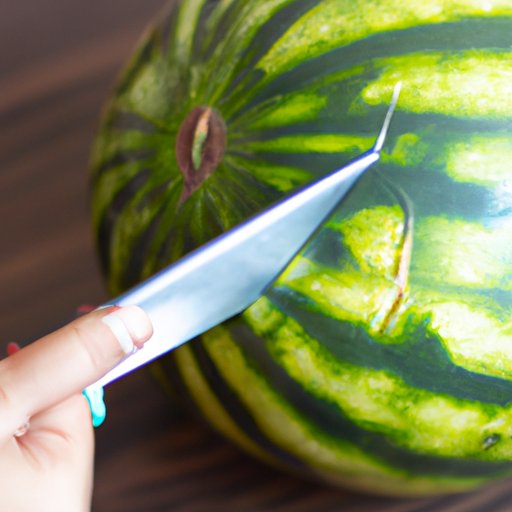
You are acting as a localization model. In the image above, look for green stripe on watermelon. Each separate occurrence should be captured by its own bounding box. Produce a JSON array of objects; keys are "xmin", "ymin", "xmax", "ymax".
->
[
  {"xmin": 194, "ymin": 0, "xmax": 304, "ymax": 105},
  {"xmin": 229, "ymin": 91, "xmax": 329, "ymax": 131},
  {"xmin": 190, "ymin": 340, "xmax": 313, "ymax": 471},
  {"xmin": 413, "ymin": 217, "xmax": 512, "ymax": 291},
  {"xmin": 362, "ymin": 52, "xmax": 512, "ymax": 117},
  {"xmin": 170, "ymin": 0, "xmax": 208, "ymax": 68},
  {"xmin": 167, "ymin": 344, "xmax": 285, "ymax": 469},
  {"xmin": 446, "ymin": 135, "xmax": 512, "ymax": 186},
  {"xmin": 236, "ymin": 134, "xmax": 374, "ymax": 154},
  {"xmin": 223, "ymin": 155, "xmax": 313, "ymax": 193}
]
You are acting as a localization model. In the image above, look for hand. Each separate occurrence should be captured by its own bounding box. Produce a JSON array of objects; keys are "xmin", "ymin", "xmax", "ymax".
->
[{"xmin": 0, "ymin": 306, "xmax": 153, "ymax": 512}]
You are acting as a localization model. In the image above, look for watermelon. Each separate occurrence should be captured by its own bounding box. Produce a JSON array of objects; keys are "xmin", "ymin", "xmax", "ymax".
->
[{"xmin": 90, "ymin": 0, "xmax": 512, "ymax": 496}]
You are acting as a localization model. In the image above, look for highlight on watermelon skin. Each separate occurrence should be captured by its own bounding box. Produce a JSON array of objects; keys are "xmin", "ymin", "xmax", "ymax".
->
[{"xmin": 89, "ymin": 0, "xmax": 512, "ymax": 496}]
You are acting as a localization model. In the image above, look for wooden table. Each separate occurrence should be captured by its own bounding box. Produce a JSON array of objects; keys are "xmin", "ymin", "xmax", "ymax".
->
[{"xmin": 2, "ymin": 2, "xmax": 512, "ymax": 510}]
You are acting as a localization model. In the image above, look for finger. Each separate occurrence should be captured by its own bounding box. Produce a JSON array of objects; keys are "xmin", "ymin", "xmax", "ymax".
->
[
  {"xmin": 25, "ymin": 393, "xmax": 95, "ymax": 469},
  {"xmin": 19, "ymin": 393, "xmax": 94, "ymax": 468},
  {"xmin": 0, "ymin": 305, "xmax": 153, "ymax": 441},
  {"xmin": 15, "ymin": 393, "xmax": 96, "ymax": 505}
]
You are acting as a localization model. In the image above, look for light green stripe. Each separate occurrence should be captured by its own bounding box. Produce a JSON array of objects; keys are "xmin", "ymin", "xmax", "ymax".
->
[
  {"xmin": 387, "ymin": 132, "xmax": 512, "ymax": 206},
  {"xmin": 423, "ymin": 299, "xmax": 512, "ymax": 381},
  {"xmin": 225, "ymin": 63, "xmax": 366, "ymax": 130},
  {"xmin": 231, "ymin": 91, "xmax": 328, "ymax": 130},
  {"xmin": 257, "ymin": 0, "xmax": 512, "ymax": 80},
  {"xmin": 201, "ymin": 0, "xmax": 296, "ymax": 104},
  {"xmin": 172, "ymin": 0, "xmax": 208, "ymax": 67},
  {"xmin": 238, "ymin": 133, "xmax": 373, "ymax": 154},
  {"xmin": 119, "ymin": 54, "xmax": 180, "ymax": 124},
  {"xmin": 224, "ymin": 155, "xmax": 312, "ymax": 192},
  {"xmin": 201, "ymin": 0, "xmax": 238, "ymax": 52},
  {"xmin": 91, "ymin": 130, "xmax": 162, "ymax": 170},
  {"xmin": 327, "ymin": 205, "xmax": 407, "ymax": 280},
  {"xmin": 410, "ymin": 215, "xmax": 512, "ymax": 379},
  {"xmin": 386, "ymin": 133, "xmax": 429, "ymax": 167},
  {"xmin": 107, "ymin": 184, "xmax": 164, "ymax": 293},
  {"xmin": 447, "ymin": 135, "xmax": 512, "ymax": 185},
  {"xmin": 362, "ymin": 51, "xmax": 512, "ymax": 118},
  {"xmin": 280, "ymin": 257, "xmax": 410, "ymax": 338},
  {"xmin": 413, "ymin": 216, "xmax": 512, "ymax": 290},
  {"xmin": 281, "ymin": 205, "xmax": 410, "ymax": 335}
]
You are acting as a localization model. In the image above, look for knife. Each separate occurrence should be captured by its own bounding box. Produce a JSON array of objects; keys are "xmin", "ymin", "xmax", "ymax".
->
[{"xmin": 83, "ymin": 82, "xmax": 401, "ymax": 426}]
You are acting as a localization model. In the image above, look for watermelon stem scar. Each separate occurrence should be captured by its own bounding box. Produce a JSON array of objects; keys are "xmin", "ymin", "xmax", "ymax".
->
[{"xmin": 175, "ymin": 106, "xmax": 226, "ymax": 203}]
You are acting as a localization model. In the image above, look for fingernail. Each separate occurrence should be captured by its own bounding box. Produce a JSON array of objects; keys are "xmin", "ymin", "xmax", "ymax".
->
[
  {"xmin": 7, "ymin": 342, "xmax": 21, "ymax": 357},
  {"xmin": 101, "ymin": 305, "xmax": 153, "ymax": 354}
]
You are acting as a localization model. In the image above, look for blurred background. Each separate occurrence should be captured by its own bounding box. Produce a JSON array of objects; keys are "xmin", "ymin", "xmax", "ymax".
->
[
  {"xmin": 2, "ymin": 1, "xmax": 512, "ymax": 511},
  {"xmin": 0, "ymin": 0, "xmax": 163, "ymax": 341}
]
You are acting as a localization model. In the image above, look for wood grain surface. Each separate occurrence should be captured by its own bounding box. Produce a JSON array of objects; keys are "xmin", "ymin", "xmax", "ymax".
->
[{"xmin": 2, "ymin": 2, "xmax": 512, "ymax": 511}]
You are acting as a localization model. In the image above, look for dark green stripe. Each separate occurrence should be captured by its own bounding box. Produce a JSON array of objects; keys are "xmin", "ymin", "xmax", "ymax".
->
[
  {"xmin": 144, "ymin": 160, "xmax": 283, "ymax": 272},
  {"xmin": 300, "ymin": 226, "xmax": 353, "ymax": 269},
  {"xmin": 491, "ymin": 289, "xmax": 512, "ymax": 311},
  {"xmin": 156, "ymin": 0, "xmax": 181, "ymax": 55},
  {"xmin": 380, "ymin": 163, "xmax": 495, "ymax": 221},
  {"xmin": 268, "ymin": 287, "xmax": 512, "ymax": 407},
  {"xmin": 196, "ymin": 1, "xmax": 240, "ymax": 61},
  {"xmin": 189, "ymin": 0, "xmax": 227, "ymax": 63},
  {"xmin": 229, "ymin": 320, "xmax": 512, "ymax": 478},
  {"xmin": 217, "ymin": 158, "xmax": 284, "ymax": 210},
  {"xmin": 154, "ymin": 355, "xmax": 206, "ymax": 418},
  {"xmin": 91, "ymin": 147, "xmax": 155, "ymax": 181},
  {"xmin": 189, "ymin": 338, "xmax": 311, "ymax": 472},
  {"xmin": 226, "ymin": 147, "xmax": 495, "ymax": 230},
  {"xmin": 231, "ymin": 108, "xmax": 511, "ymax": 143},
  {"xmin": 96, "ymin": 168, "xmax": 151, "ymax": 278},
  {"xmin": 141, "ymin": 162, "xmax": 282, "ymax": 265},
  {"xmin": 105, "ymin": 110, "xmax": 157, "ymax": 135},
  {"xmin": 120, "ymin": 197, "xmax": 168, "ymax": 291},
  {"xmin": 218, "ymin": 0, "xmax": 318, "ymax": 107},
  {"xmin": 154, "ymin": 193, "xmax": 220, "ymax": 266}
]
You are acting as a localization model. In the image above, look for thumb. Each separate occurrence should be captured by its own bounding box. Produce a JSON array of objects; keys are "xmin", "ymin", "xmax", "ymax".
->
[{"xmin": 0, "ymin": 305, "xmax": 153, "ymax": 441}]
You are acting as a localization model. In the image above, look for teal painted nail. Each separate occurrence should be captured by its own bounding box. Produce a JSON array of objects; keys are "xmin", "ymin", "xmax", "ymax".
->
[{"xmin": 82, "ymin": 385, "xmax": 106, "ymax": 427}]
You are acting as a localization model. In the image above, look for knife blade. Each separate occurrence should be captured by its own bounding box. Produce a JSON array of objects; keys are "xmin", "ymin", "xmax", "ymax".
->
[{"xmin": 84, "ymin": 82, "xmax": 401, "ymax": 425}]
